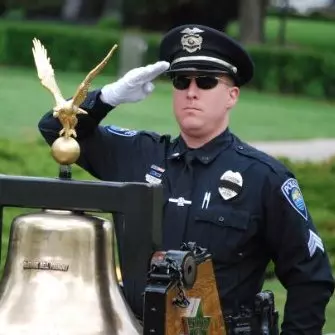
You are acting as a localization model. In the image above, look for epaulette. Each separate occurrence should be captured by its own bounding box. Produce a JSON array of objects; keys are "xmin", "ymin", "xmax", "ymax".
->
[
  {"xmin": 140, "ymin": 131, "xmax": 171, "ymax": 143},
  {"xmin": 232, "ymin": 136, "xmax": 289, "ymax": 177}
]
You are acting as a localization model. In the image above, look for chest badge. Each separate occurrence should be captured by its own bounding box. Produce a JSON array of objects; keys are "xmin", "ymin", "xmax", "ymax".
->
[{"xmin": 218, "ymin": 170, "xmax": 243, "ymax": 200}]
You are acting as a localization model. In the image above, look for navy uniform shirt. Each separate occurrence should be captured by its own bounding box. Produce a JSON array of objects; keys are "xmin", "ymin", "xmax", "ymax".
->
[{"xmin": 39, "ymin": 90, "xmax": 334, "ymax": 334}]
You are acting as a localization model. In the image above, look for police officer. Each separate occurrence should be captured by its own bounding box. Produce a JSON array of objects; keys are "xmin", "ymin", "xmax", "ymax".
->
[{"xmin": 38, "ymin": 24, "xmax": 334, "ymax": 334}]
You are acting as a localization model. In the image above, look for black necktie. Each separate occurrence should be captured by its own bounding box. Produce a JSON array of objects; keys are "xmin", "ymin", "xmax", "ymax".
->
[{"xmin": 163, "ymin": 151, "xmax": 194, "ymax": 249}]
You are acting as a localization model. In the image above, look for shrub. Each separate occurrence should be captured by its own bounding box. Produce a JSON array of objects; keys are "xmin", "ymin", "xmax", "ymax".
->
[
  {"xmin": 0, "ymin": 20, "xmax": 120, "ymax": 74},
  {"xmin": 246, "ymin": 46, "xmax": 335, "ymax": 100}
]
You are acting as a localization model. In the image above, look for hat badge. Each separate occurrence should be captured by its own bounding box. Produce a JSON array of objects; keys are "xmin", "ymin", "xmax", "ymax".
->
[
  {"xmin": 218, "ymin": 170, "xmax": 243, "ymax": 200},
  {"xmin": 180, "ymin": 27, "xmax": 204, "ymax": 53}
]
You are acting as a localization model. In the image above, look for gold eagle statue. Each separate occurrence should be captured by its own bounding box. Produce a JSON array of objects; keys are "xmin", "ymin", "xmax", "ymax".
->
[{"xmin": 32, "ymin": 38, "xmax": 118, "ymax": 138}]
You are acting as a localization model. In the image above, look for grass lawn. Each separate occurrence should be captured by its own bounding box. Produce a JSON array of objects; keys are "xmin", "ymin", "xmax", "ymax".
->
[{"xmin": 1, "ymin": 66, "xmax": 335, "ymax": 142}]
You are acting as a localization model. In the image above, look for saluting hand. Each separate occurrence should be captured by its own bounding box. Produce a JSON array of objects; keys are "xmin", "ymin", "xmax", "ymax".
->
[{"xmin": 100, "ymin": 61, "xmax": 170, "ymax": 106}]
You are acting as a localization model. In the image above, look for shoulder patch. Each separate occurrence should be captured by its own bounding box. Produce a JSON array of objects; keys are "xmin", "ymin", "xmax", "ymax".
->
[
  {"xmin": 106, "ymin": 125, "xmax": 138, "ymax": 137},
  {"xmin": 281, "ymin": 178, "xmax": 308, "ymax": 221}
]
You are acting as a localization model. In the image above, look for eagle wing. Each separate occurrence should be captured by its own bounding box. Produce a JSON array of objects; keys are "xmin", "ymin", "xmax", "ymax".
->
[
  {"xmin": 72, "ymin": 44, "xmax": 118, "ymax": 107},
  {"xmin": 32, "ymin": 38, "xmax": 65, "ymax": 106}
]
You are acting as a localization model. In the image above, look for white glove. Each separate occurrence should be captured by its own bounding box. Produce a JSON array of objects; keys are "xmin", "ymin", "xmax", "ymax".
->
[{"xmin": 100, "ymin": 61, "xmax": 170, "ymax": 106}]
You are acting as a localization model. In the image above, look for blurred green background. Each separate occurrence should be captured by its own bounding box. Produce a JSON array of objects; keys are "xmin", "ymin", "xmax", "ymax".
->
[{"xmin": 0, "ymin": 0, "xmax": 334, "ymax": 332}]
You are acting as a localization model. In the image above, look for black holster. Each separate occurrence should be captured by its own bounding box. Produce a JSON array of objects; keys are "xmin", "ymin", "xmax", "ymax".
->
[{"xmin": 225, "ymin": 290, "xmax": 279, "ymax": 335}]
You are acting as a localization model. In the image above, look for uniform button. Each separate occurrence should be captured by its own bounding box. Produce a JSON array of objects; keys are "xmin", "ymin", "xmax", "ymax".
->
[
  {"xmin": 238, "ymin": 145, "xmax": 244, "ymax": 150},
  {"xmin": 218, "ymin": 216, "xmax": 224, "ymax": 222}
]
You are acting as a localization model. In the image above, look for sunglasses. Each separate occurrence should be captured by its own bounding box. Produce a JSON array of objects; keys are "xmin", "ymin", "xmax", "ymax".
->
[{"xmin": 172, "ymin": 75, "xmax": 229, "ymax": 90}]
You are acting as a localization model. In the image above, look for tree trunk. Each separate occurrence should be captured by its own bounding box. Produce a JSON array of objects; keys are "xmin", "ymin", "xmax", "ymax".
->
[
  {"xmin": 61, "ymin": 0, "xmax": 82, "ymax": 21},
  {"xmin": 102, "ymin": 0, "xmax": 121, "ymax": 16},
  {"xmin": 239, "ymin": 0, "xmax": 268, "ymax": 45},
  {"xmin": 277, "ymin": 0, "xmax": 289, "ymax": 46},
  {"xmin": 61, "ymin": 0, "xmax": 105, "ymax": 21}
]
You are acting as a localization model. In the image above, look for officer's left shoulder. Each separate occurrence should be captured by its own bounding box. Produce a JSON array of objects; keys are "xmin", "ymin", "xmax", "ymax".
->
[
  {"xmin": 232, "ymin": 135, "xmax": 291, "ymax": 179},
  {"xmin": 232, "ymin": 136, "xmax": 310, "ymax": 218}
]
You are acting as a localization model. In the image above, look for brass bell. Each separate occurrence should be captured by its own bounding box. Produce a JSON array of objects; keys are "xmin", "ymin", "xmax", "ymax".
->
[{"xmin": 0, "ymin": 209, "xmax": 142, "ymax": 335}]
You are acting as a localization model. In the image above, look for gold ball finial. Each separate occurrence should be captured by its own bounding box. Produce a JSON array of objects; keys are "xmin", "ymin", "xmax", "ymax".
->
[{"xmin": 51, "ymin": 137, "xmax": 80, "ymax": 165}]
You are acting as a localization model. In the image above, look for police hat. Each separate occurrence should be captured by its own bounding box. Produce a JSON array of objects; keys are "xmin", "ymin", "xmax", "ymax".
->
[{"xmin": 159, "ymin": 24, "xmax": 254, "ymax": 86}]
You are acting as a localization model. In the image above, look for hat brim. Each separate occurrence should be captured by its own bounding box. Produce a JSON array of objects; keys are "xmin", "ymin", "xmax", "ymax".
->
[
  {"xmin": 164, "ymin": 67, "xmax": 237, "ymax": 85},
  {"xmin": 165, "ymin": 67, "xmax": 229, "ymax": 75},
  {"xmin": 165, "ymin": 57, "xmax": 238, "ymax": 83}
]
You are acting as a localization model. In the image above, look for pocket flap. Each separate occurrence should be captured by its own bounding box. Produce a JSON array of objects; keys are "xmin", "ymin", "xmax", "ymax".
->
[{"xmin": 195, "ymin": 207, "xmax": 249, "ymax": 230}]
